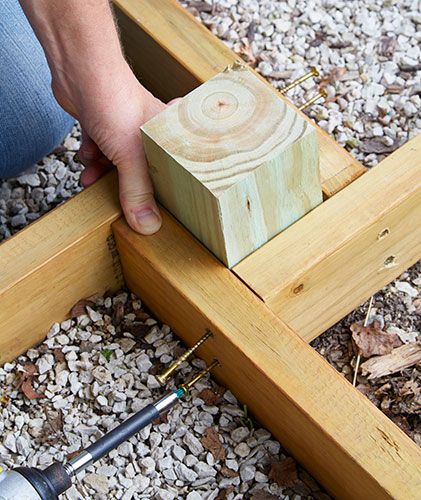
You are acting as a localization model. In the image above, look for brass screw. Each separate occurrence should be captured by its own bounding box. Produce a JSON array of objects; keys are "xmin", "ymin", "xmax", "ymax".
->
[
  {"xmin": 279, "ymin": 67, "xmax": 319, "ymax": 95},
  {"xmin": 157, "ymin": 330, "xmax": 213, "ymax": 385},
  {"xmin": 179, "ymin": 360, "xmax": 220, "ymax": 394},
  {"xmin": 298, "ymin": 88, "xmax": 328, "ymax": 111}
]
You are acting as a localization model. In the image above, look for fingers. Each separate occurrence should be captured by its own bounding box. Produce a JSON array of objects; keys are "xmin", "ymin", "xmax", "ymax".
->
[
  {"xmin": 117, "ymin": 138, "xmax": 162, "ymax": 235},
  {"xmin": 77, "ymin": 131, "xmax": 113, "ymax": 186}
]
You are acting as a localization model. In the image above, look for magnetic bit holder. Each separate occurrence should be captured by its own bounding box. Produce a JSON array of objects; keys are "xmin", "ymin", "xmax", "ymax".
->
[{"xmin": 157, "ymin": 329, "xmax": 214, "ymax": 384}]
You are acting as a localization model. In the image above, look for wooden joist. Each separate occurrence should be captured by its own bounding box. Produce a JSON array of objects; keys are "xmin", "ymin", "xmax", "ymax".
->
[
  {"xmin": 113, "ymin": 213, "xmax": 421, "ymax": 500},
  {"xmin": 234, "ymin": 135, "xmax": 421, "ymax": 342},
  {"xmin": 0, "ymin": 173, "xmax": 123, "ymax": 364},
  {"xmin": 112, "ymin": 0, "xmax": 367, "ymax": 197}
]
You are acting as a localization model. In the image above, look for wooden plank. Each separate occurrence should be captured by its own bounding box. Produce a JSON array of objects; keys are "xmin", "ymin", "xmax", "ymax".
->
[
  {"xmin": 112, "ymin": 0, "xmax": 367, "ymax": 197},
  {"xmin": 0, "ymin": 173, "xmax": 123, "ymax": 364},
  {"xmin": 233, "ymin": 135, "xmax": 421, "ymax": 342},
  {"xmin": 113, "ymin": 213, "xmax": 421, "ymax": 500},
  {"xmin": 142, "ymin": 63, "xmax": 321, "ymax": 267}
]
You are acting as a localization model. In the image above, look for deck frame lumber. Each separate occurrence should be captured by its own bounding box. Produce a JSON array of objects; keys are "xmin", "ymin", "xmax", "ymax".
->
[
  {"xmin": 0, "ymin": 173, "xmax": 123, "ymax": 363},
  {"xmin": 234, "ymin": 135, "xmax": 421, "ymax": 342},
  {"xmin": 112, "ymin": 0, "xmax": 366, "ymax": 197},
  {"xmin": 113, "ymin": 213, "xmax": 421, "ymax": 500},
  {"xmin": 0, "ymin": 1, "xmax": 419, "ymax": 498}
]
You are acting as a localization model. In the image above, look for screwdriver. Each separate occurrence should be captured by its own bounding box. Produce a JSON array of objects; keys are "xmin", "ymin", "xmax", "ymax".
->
[{"xmin": 0, "ymin": 360, "xmax": 219, "ymax": 500}]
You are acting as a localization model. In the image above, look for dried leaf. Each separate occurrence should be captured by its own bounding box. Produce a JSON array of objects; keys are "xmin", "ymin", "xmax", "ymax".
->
[
  {"xmin": 319, "ymin": 67, "xmax": 347, "ymax": 87},
  {"xmin": 21, "ymin": 379, "xmax": 44, "ymax": 400},
  {"xmin": 215, "ymin": 486, "xmax": 235, "ymax": 500},
  {"xmin": 135, "ymin": 310, "xmax": 149, "ymax": 321},
  {"xmin": 220, "ymin": 465, "xmax": 238, "ymax": 478},
  {"xmin": 238, "ymin": 39, "xmax": 256, "ymax": 65},
  {"xmin": 351, "ymin": 320, "xmax": 401, "ymax": 358},
  {"xmin": 361, "ymin": 343, "xmax": 421, "ymax": 379},
  {"xmin": 201, "ymin": 427, "xmax": 226, "ymax": 461},
  {"xmin": 385, "ymin": 84, "xmax": 404, "ymax": 94},
  {"xmin": 197, "ymin": 387, "xmax": 225, "ymax": 406},
  {"xmin": 400, "ymin": 380, "xmax": 420, "ymax": 397},
  {"xmin": 53, "ymin": 348, "xmax": 65, "ymax": 363},
  {"xmin": 152, "ymin": 411, "xmax": 169, "ymax": 425},
  {"xmin": 16, "ymin": 363, "xmax": 44, "ymax": 400},
  {"xmin": 268, "ymin": 457, "xmax": 298, "ymax": 488},
  {"xmin": 359, "ymin": 138, "xmax": 401, "ymax": 154},
  {"xmin": 70, "ymin": 298, "xmax": 94, "ymax": 318},
  {"xmin": 66, "ymin": 447, "xmax": 84, "ymax": 461},
  {"xmin": 130, "ymin": 323, "xmax": 152, "ymax": 338}
]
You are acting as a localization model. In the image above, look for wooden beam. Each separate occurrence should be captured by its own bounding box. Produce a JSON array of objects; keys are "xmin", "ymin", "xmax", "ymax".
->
[
  {"xmin": 112, "ymin": 0, "xmax": 367, "ymax": 197},
  {"xmin": 142, "ymin": 64, "xmax": 321, "ymax": 267},
  {"xmin": 233, "ymin": 135, "xmax": 421, "ymax": 342},
  {"xmin": 113, "ymin": 213, "xmax": 421, "ymax": 500},
  {"xmin": 0, "ymin": 173, "xmax": 123, "ymax": 364}
]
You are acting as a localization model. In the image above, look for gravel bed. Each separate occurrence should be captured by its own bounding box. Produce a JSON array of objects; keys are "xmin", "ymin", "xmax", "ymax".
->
[
  {"xmin": 181, "ymin": 0, "xmax": 421, "ymax": 167},
  {"xmin": 0, "ymin": 292, "xmax": 329, "ymax": 499}
]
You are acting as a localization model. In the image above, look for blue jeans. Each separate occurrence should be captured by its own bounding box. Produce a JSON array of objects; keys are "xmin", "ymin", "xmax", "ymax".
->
[{"xmin": 0, "ymin": 1, "xmax": 74, "ymax": 178}]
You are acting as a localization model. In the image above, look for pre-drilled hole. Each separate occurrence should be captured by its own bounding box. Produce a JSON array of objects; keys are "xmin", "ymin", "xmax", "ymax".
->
[
  {"xmin": 384, "ymin": 255, "xmax": 397, "ymax": 268},
  {"xmin": 378, "ymin": 228, "xmax": 390, "ymax": 240}
]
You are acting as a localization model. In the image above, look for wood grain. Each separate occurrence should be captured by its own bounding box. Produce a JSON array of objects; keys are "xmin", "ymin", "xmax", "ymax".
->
[
  {"xmin": 233, "ymin": 135, "xmax": 421, "ymax": 341},
  {"xmin": 142, "ymin": 64, "xmax": 322, "ymax": 267},
  {"xmin": 0, "ymin": 173, "xmax": 123, "ymax": 363},
  {"xmin": 112, "ymin": 0, "xmax": 367, "ymax": 197},
  {"xmin": 113, "ymin": 212, "xmax": 421, "ymax": 500}
]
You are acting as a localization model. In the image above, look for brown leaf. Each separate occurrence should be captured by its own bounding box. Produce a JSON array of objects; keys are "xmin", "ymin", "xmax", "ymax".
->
[
  {"xmin": 351, "ymin": 320, "xmax": 401, "ymax": 358},
  {"xmin": 215, "ymin": 486, "xmax": 235, "ymax": 500},
  {"xmin": 268, "ymin": 457, "xmax": 298, "ymax": 488},
  {"xmin": 201, "ymin": 427, "xmax": 226, "ymax": 461},
  {"xmin": 152, "ymin": 411, "xmax": 169, "ymax": 425},
  {"xmin": 359, "ymin": 138, "xmax": 401, "ymax": 154},
  {"xmin": 53, "ymin": 348, "xmax": 65, "ymax": 363},
  {"xmin": 220, "ymin": 465, "xmax": 238, "ymax": 478},
  {"xmin": 16, "ymin": 363, "xmax": 44, "ymax": 400},
  {"xmin": 319, "ymin": 67, "xmax": 348, "ymax": 87},
  {"xmin": 238, "ymin": 39, "xmax": 256, "ymax": 65},
  {"xmin": 400, "ymin": 380, "xmax": 420, "ymax": 397},
  {"xmin": 385, "ymin": 84, "xmax": 404, "ymax": 94},
  {"xmin": 21, "ymin": 379, "xmax": 44, "ymax": 400},
  {"xmin": 134, "ymin": 310, "xmax": 149, "ymax": 321},
  {"xmin": 361, "ymin": 343, "xmax": 421, "ymax": 379},
  {"xmin": 130, "ymin": 323, "xmax": 151, "ymax": 337},
  {"xmin": 66, "ymin": 447, "xmax": 84, "ymax": 461},
  {"xmin": 70, "ymin": 298, "xmax": 94, "ymax": 318},
  {"xmin": 197, "ymin": 387, "xmax": 225, "ymax": 406}
]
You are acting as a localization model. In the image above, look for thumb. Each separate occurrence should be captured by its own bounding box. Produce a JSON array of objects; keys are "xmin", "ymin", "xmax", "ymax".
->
[{"xmin": 117, "ymin": 138, "xmax": 162, "ymax": 235}]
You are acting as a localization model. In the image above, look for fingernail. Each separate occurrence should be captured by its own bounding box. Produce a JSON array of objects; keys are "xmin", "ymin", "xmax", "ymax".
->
[{"xmin": 135, "ymin": 208, "xmax": 161, "ymax": 234}]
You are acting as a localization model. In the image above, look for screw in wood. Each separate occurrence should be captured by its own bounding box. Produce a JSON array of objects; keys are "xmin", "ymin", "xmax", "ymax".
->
[
  {"xmin": 179, "ymin": 359, "xmax": 220, "ymax": 394},
  {"xmin": 298, "ymin": 88, "xmax": 328, "ymax": 111},
  {"xmin": 279, "ymin": 67, "xmax": 319, "ymax": 95},
  {"xmin": 157, "ymin": 330, "xmax": 213, "ymax": 384}
]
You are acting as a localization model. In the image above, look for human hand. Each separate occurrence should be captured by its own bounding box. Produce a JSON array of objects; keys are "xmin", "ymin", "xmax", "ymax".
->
[{"xmin": 54, "ymin": 63, "xmax": 165, "ymax": 235}]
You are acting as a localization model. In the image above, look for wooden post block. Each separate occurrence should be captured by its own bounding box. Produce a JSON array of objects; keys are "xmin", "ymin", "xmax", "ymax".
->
[{"xmin": 141, "ymin": 63, "xmax": 322, "ymax": 267}]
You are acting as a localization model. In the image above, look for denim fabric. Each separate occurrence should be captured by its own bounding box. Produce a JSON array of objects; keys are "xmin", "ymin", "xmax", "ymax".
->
[{"xmin": 0, "ymin": 0, "xmax": 74, "ymax": 178}]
